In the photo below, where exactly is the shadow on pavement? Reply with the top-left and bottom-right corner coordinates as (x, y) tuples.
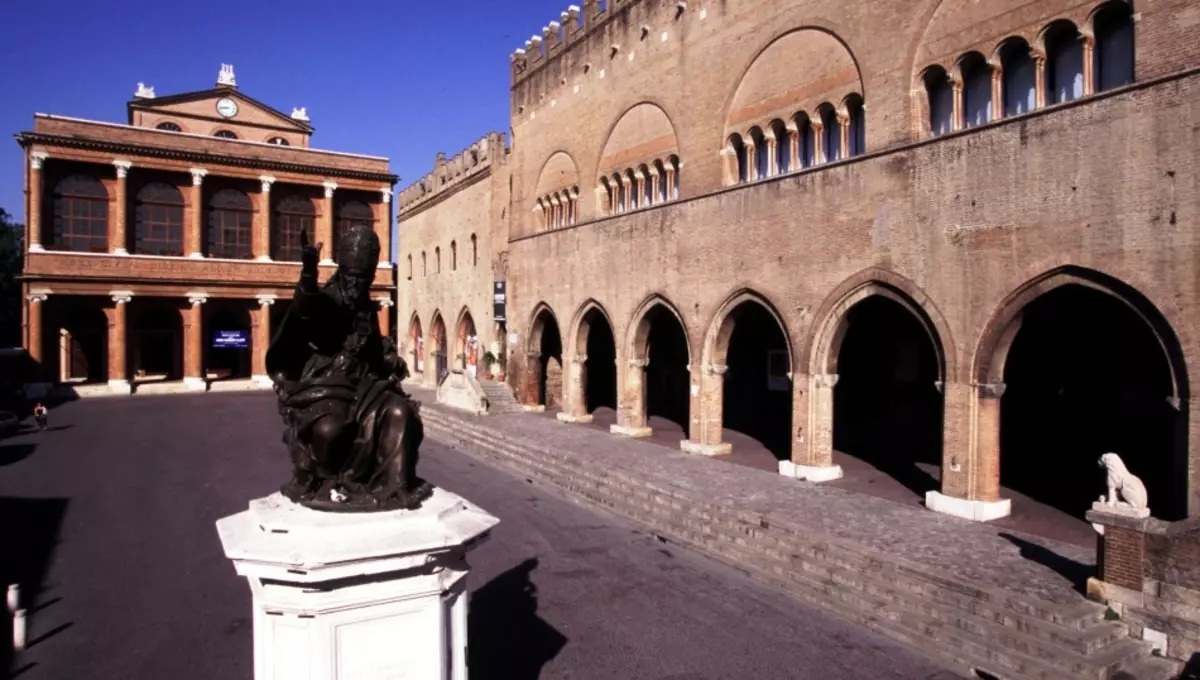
(469, 557), (567, 680)
(0, 496), (69, 677)
(0, 443), (36, 468)
(999, 532), (1093, 595)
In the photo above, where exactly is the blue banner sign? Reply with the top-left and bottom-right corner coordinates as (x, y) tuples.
(212, 330), (249, 349)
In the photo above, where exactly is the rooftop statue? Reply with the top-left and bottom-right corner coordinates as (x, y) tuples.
(266, 226), (431, 512)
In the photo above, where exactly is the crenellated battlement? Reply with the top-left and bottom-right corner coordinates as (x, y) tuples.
(397, 131), (508, 214)
(510, 0), (691, 102)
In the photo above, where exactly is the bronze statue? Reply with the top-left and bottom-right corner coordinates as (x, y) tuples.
(266, 225), (432, 512)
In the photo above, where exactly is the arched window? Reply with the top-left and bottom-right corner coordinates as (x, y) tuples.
(206, 189), (253, 259)
(749, 127), (768, 179)
(728, 134), (747, 184)
(613, 173), (626, 213)
(407, 254), (413, 280)
(156, 122), (182, 132)
(1001, 39), (1037, 117)
(818, 105), (840, 162)
(1094, 2), (1134, 92)
(52, 175), (108, 253)
(668, 155), (680, 199)
(638, 165), (652, 206)
(273, 195), (314, 262)
(1046, 21), (1085, 104)
(845, 96), (866, 157)
(422, 251), (427, 276)
(451, 240), (457, 270)
(923, 68), (954, 136)
(334, 200), (374, 257)
(654, 160), (668, 202)
(569, 187), (579, 224)
(214, 130), (239, 140)
(625, 169), (639, 210)
(961, 53), (993, 128)
(435, 246), (441, 273)
(134, 183), (184, 256)
(794, 114), (816, 168)
(266, 137), (290, 146)
(770, 120), (790, 174)
(470, 234), (478, 266)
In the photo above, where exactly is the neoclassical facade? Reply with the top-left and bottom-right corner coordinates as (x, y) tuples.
(404, 0), (1200, 527)
(17, 66), (397, 395)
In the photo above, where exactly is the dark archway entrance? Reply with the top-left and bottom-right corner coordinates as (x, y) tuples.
(722, 301), (792, 460)
(131, 303), (182, 381)
(833, 296), (944, 496)
(431, 315), (448, 383)
(57, 299), (107, 383)
(581, 309), (617, 413)
(643, 305), (690, 434)
(531, 309), (563, 408)
(206, 304), (251, 380)
(1000, 284), (1186, 520)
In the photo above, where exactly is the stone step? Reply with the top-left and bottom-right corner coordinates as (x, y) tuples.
(476, 381), (525, 414)
(421, 412), (1167, 679)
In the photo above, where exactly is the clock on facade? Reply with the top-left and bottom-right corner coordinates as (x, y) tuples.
(216, 98), (239, 118)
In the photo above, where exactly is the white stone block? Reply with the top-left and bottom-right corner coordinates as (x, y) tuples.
(925, 491), (1012, 522)
(610, 424), (653, 438)
(107, 379), (132, 395)
(1090, 501), (1151, 519)
(1142, 627), (1168, 655)
(791, 463), (844, 483)
(679, 439), (732, 456)
(216, 489), (498, 680)
(183, 376), (207, 391)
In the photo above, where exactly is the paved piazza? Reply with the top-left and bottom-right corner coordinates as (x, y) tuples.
(0, 392), (964, 679)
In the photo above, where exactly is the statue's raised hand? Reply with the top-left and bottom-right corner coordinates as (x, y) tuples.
(300, 229), (322, 276)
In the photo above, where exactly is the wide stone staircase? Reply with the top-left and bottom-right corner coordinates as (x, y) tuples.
(416, 400), (1182, 680)
(477, 380), (526, 414)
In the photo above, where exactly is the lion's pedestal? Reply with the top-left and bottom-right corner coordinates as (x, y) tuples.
(216, 489), (499, 680)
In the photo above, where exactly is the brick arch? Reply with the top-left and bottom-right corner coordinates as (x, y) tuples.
(723, 26), (865, 140)
(626, 293), (693, 364)
(703, 288), (794, 370)
(805, 268), (955, 381)
(429, 310), (447, 352)
(595, 101), (680, 182)
(534, 151), (580, 200)
(971, 265), (1189, 402)
(455, 306), (477, 362)
(526, 302), (561, 354)
(567, 298), (617, 358)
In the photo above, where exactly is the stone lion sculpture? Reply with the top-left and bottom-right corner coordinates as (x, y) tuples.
(1098, 452), (1148, 511)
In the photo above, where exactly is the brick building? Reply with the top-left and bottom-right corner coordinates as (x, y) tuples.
(398, 0), (1199, 526)
(16, 65), (397, 396)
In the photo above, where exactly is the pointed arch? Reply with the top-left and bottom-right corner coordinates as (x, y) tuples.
(567, 298), (617, 357)
(704, 288), (794, 370)
(527, 302), (561, 354)
(626, 293), (693, 364)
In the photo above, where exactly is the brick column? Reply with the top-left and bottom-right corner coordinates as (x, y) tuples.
(377, 298), (394, 338)
(788, 128), (800, 170)
(183, 295), (207, 390)
(1086, 511), (1149, 594)
(681, 363), (732, 456)
(667, 163), (678, 200)
(612, 358), (651, 437)
(635, 171), (646, 209)
(188, 169), (207, 258)
(648, 168), (660, 206)
(556, 355), (593, 423)
(319, 181), (337, 265)
(744, 141), (757, 181)
(106, 293), (132, 394)
(766, 136), (778, 177)
(1032, 50), (1047, 109)
(804, 373), (838, 468)
(25, 292), (47, 369)
(27, 152), (48, 252)
(251, 296), (274, 385)
(620, 177), (632, 212)
(1082, 35), (1096, 96)
(378, 188), (393, 266)
(112, 160), (132, 255)
(521, 350), (543, 408)
(811, 123), (825, 164)
(951, 80), (964, 131)
(925, 382), (1012, 521)
(990, 68), (1004, 121)
(837, 113), (850, 160)
(255, 176), (275, 262)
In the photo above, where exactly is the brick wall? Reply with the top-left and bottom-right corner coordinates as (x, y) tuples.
(1145, 519), (1200, 591)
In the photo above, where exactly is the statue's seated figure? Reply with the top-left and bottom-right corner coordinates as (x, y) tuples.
(267, 225), (431, 512)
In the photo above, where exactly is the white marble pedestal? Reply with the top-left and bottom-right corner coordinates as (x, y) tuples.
(216, 489), (500, 680)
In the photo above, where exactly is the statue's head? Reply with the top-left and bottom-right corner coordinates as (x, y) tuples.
(336, 224), (380, 302)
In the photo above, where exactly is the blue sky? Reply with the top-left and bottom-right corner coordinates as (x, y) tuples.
(0, 0), (562, 241)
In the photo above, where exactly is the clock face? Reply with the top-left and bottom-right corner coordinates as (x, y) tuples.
(216, 98), (239, 118)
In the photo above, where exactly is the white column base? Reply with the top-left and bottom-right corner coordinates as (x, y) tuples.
(113, 248), (129, 256)
(523, 404), (546, 413)
(183, 376), (208, 391)
(28, 243), (44, 253)
(556, 412), (594, 424)
(319, 258), (335, 266)
(250, 375), (275, 388)
(925, 491), (1012, 522)
(680, 439), (732, 456)
(377, 262), (394, 270)
(610, 424), (653, 438)
(216, 490), (498, 680)
(255, 255), (272, 262)
(779, 460), (844, 482)
(188, 252), (204, 259)
(107, 379), (132, 395)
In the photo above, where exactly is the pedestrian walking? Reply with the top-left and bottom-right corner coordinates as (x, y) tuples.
(32, 402), (48, 432)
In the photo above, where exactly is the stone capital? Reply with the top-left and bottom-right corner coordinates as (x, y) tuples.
(30, 151), (49, 170)
(376, 298), (395, 308)
(322, 181), (338, 198)
(113, 160), (133, 178)
(977, 382), (1006, 399)
(813, 373), (839, 388)
(25, 293), (48, 303)
(569, 355), (588, 365)
(110, 291), (133, 304)
(190, 168), (208, 185)
(380, 188), (393, 204)
(629, 358), (649, 368)
(259, 175), (276, 192)
(705, 363), (728, 376)
(256, 295), (276, 307)
(187, 295), (208, 307)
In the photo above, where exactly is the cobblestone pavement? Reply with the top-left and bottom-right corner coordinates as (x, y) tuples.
(406, 385), (1096, 609)
(0, 392), (962, 679)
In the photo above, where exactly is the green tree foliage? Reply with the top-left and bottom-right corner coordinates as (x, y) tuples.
(0, 208), (24, 347)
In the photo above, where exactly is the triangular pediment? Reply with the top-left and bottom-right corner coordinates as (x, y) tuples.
(128, 88), (313, 133)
